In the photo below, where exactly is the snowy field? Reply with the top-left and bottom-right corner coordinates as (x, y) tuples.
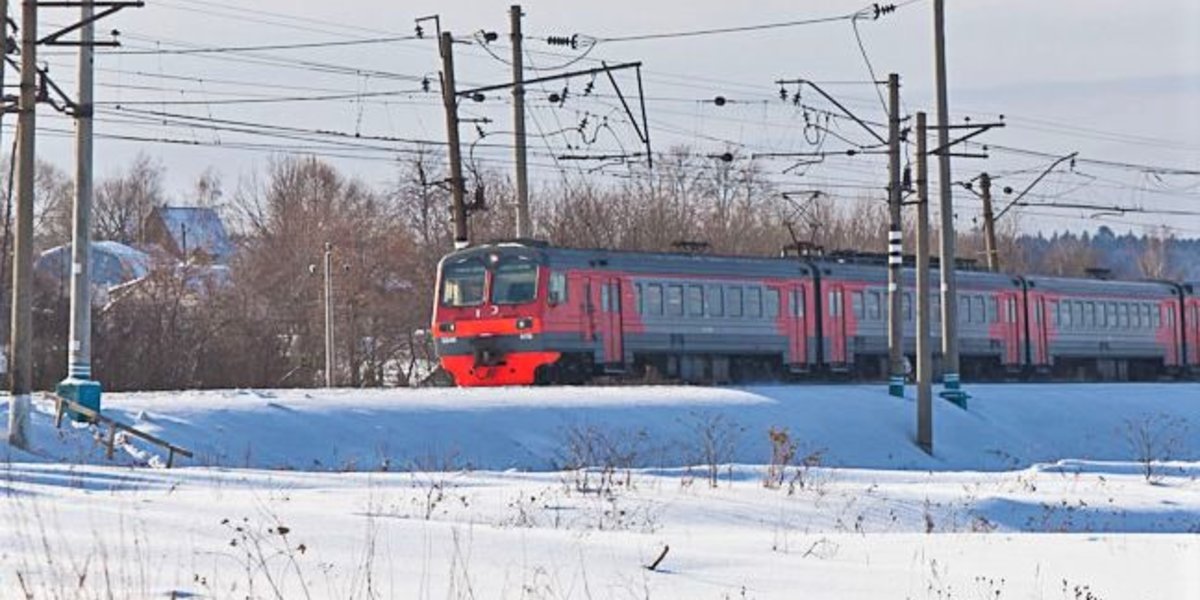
(2, 383), (1199, 598)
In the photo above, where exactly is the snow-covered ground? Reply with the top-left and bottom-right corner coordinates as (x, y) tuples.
(2, 384), (1199, 598)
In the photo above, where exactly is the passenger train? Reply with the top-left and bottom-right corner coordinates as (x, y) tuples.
(431, 240), (1200, 386)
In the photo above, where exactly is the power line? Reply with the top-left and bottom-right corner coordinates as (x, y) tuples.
(589, 4), (879, 43)
(112, 35), (422, 56)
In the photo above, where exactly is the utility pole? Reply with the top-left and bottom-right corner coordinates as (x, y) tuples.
(915, 112), (932, 453)
(438, 31), (469, 249)
(7, 0), (36, 449)
(886, 73), (904, 398)
(933, 0), (965, 407)
(510, 5), (531, 239)
(57, 0), (103, 415)
(323, 242), (334, 387)
(978, 172), (999, 272)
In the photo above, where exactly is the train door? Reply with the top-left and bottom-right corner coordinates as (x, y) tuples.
(787, 284), (809, 369)
(600, 277), (625, 366)
(1002, 293), (1022, 366)
(1033, 296), (1050, 368)
(826, 284), (848, 367)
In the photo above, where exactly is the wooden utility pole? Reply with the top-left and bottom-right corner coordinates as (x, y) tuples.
(438, 31), (469, 249)
(7, 0), (36, 449)
(510, 5), (531, 239)
(933, 0), (965, 406)
(886, 73), (904, 398)
(979, 172), (999, 272)
(915, 112), (932, 453)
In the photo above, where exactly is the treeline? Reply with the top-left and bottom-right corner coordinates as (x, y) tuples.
(0, 149), (1186, 391)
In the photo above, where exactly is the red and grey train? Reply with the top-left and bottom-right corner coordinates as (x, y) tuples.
(431, 241), (1200, 386)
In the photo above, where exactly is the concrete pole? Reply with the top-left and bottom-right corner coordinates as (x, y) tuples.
(510, 5), (531, 239)
(916, 112), (933, 453)
(324, 242), (334, 387)
(979, 172), (999, 272)
(438, 31), (469, 249)
(933, 0), (965, 406)
(7, 0), (36, 449)
(58, 0), (103, 413)
(886, 73), (904, 398)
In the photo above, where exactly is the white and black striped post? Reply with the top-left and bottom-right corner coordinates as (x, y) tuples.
(886, 73), (905, 398)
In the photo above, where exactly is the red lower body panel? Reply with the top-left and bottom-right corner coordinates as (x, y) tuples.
(441, 351), (561, 386)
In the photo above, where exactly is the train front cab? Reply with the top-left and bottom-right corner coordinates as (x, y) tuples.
(432, 244), (559, 386)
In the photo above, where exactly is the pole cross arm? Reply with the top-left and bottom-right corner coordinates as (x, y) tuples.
(775, 78), (888, 146)
(928, 122), (1004, 156)
(457, 61), (642, 98)
(36, 1), (144, 47)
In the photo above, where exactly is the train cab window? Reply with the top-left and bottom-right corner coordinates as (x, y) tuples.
(686, 285), (704, 317)
(747, 287), (763, 318)
(987, 297), (998, 323)
(765, 289), (780, 318)
(868, 291), (882, 321)
(492, 259), (539, 305)
(646, 284), (663, 316)
(548, 272), (567, 305)
(666, 284), (684, 316)
(707, 286), (724, 317)
(728, 287), (744, 317)
(440, 259), (486, 307)
(852, 291), (865, 320)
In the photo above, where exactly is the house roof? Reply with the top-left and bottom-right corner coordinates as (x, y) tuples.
(151, 205), (233, 262)
(34, 241), (152, 288)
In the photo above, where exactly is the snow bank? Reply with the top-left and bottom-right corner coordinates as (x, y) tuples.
(3, 383), (1198, 472)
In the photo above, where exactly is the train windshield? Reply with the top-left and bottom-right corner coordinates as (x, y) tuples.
(491, 257), (538, 305)
(441, 259), (486, 307)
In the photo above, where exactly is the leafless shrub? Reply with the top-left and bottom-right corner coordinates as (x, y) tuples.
(557, 424), (650, 495)
(682, 411), (744, 488)
(763, 427), (797, 489)
(1123, 413), (1188, 484)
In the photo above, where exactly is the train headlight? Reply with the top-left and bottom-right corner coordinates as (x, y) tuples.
(438, 322), (456, 333)
(516, 317), (533, 330)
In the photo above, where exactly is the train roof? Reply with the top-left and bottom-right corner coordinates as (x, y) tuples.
(1022, 275), (1179, 298)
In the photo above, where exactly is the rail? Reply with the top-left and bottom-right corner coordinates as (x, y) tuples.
(51, 394), (194, 468)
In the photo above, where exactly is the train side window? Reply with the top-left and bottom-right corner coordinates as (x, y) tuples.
(852, 292), (865, 320)
(728, 287), (744, 317)
(1106, 302), (1116, 329)
(1144, 304), (1154, 328)
(828, 290), (840, 317)
(869, 291), (882, 321)
(765, 289), (780, 318)
(635, 284), (643, 314)
(1031, 299), (1039, 324)
(646, 284), (663, 316)
(959, 296), (971, 323)
(687, 285), (704, 317)
(1131, 303), (1142, 329)
(1118, 303), (1129, 328)
(1097, 302), (1107, 328)
(666, 284), (684, 316)
(1085, 302), (1096, 329)
(794, 288), (806, 317)
(1062, 302), (1072, 328)
(747, 287), (762, 318)
(987, 297), (998, 323)
(903, 292), (913, 321)
(600, 284), (609, 312)
(1153, 305), (1162, 328)
(548, 272), (568, 305)
(707, 285), (724, 317)
(972, 296), (985, 324)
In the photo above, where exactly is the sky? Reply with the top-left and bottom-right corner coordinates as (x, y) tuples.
(16, 0), (1200, 237)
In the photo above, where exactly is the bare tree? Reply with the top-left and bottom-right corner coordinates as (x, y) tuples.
(94, 154), (165, 244)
